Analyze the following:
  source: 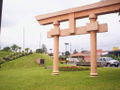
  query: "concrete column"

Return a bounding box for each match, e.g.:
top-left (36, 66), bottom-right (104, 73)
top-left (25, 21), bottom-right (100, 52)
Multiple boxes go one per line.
top-left (89, 14), bottom-right (98, 76)
top-left (52, 21), bottom-right (60, 75)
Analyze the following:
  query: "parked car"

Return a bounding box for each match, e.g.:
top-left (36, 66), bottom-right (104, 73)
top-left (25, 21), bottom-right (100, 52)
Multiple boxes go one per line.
top-left (97, 57), bottom-right (120, 67)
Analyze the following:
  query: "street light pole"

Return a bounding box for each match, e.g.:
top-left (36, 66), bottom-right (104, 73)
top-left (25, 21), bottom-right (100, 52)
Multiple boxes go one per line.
top-left (65, 43), bottom-right (69, 52)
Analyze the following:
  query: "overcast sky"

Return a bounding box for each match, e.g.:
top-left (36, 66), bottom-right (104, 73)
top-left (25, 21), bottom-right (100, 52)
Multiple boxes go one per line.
top-left (1, 0), bottom-right (120, 53)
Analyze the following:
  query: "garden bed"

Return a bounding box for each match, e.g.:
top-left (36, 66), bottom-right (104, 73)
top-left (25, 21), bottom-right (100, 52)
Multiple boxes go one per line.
top-left (59, 66), bottom-right (89, 71)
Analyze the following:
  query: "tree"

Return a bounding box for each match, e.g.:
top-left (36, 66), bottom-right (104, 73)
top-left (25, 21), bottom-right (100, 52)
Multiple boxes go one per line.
top-left (65, 51), bottom-right (70, 56)
top-left (25, 48), bottom-right (30, 53)
top-left (41, 44), bottom-right (47, 53)
top-left (36, 49), bottom-right (43, 53)
top-left (11, 44), bottom-right (19, 52)
top-left (36, 44), bottom-right (47, 54)
top-left (73, 49), bottom-right (78, 54)
top-left (2, 47), bottom-right (11, 51)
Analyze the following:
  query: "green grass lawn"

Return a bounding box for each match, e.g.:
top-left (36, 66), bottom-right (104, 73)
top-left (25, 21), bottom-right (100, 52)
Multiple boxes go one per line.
top-left (0, 53), bottom-right (120, 90)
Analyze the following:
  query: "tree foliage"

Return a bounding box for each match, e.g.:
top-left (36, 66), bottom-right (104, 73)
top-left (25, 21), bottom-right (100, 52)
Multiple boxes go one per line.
top-left (11, 44), bottom-right (19, 52)
top-left (2, 47), bottom-right (11, 51)
top-left (73, 49), bottom-right (78, 54)
top-left (65, 51), bottom-right (70, 56)
top-left (36, 49), bottom-right (44, 53)
top-left (36, 44), bottom-right (47, 53)
top-left (42, 44), bottom-right (47, 53)
top-left (25, 48), bottom-right (30, 53)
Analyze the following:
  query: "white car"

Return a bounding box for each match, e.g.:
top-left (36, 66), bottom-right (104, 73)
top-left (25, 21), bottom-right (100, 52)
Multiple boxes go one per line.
top-left (97, 57), bottom-right (120, 67)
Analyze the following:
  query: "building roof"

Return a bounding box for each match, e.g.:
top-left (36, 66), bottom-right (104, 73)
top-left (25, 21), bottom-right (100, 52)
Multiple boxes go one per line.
top-left (70, 49), bottom-right (108, 57)
top-left (70, 52), bottom-right (89, 57)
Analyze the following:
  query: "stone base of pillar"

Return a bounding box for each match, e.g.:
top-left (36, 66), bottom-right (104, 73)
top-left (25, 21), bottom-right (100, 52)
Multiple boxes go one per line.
top-left (90, 73), bottom-right (98, 77)
top-left (52, 71), bottom-right (59, 75)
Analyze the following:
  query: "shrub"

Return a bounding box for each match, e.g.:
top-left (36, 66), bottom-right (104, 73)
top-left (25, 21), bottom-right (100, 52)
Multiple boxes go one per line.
top-left (22, 52), bottom-right (25, 56)
top-left (59, 66), bottom-right (89, 71)
top-left (2, 50), bottom-right (33, 64)
top-left (60, 60), bottom-right (69, 64)
top-left (9, 57), bottom-right (14, 61)
top-left (0, 58), bottom-right (5, 64)
top-left (19, 54), bottom-right (23, 57)
top-left (24, 52), bottom-right (28, 56)
top-left (3, 56), bottom-right (10, 61)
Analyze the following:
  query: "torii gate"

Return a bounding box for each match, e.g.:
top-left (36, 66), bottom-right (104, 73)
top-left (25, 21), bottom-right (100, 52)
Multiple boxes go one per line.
top-left (36, 0), bottom-right (120, 76)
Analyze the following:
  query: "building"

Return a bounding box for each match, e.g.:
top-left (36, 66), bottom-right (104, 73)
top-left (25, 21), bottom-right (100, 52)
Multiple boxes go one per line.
top-left (70, 49), bottom-right (108, 62)
top-left (108, 50), bottom-right (120, 57)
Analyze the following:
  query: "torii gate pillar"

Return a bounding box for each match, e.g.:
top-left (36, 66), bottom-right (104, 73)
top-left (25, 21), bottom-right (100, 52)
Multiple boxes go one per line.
top-left (52, 21), bottom-right (60, 75)
top-left (89, 14), bottom-right (98, 76)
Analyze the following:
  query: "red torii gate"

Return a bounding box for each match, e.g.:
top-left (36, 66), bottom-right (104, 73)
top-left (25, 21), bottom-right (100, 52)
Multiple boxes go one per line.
top-left (36, 0), bottom-right (120, 76)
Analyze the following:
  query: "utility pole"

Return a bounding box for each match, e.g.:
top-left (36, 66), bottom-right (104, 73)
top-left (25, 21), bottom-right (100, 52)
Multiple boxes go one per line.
top-left (0, 0), bottom-right (3, 31)
top-left (0, 0), bottom-right (3, 50)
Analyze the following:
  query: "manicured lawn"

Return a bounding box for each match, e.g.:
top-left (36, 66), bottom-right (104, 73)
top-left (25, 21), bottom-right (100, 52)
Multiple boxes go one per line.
top-left (0, 53), bottom-right (120, 90)
top-left (0, 67), bottom-right (120, 90)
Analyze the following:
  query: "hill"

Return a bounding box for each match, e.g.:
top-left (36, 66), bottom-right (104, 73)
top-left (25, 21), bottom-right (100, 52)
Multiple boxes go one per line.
top-left (0, 51), bottom-right (12, 58)
top-left (1, 53), bottom-right (53, 70)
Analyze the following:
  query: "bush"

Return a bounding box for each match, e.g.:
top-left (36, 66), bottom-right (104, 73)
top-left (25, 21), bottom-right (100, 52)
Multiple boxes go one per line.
top-left (19, 54), bottom-right (23, 57)
top-left (59, 66), bottom-right (89, 71)
top-left (60, 60), bottom-right (69, 64)
top-left (3, 56), bottom-right (10, 61)
top-left (9, 57), bottom-right (14, 61)
top-left (2, 51), bottom-right (33, 64)
top-left (22, 52), bottom-right (25, 56)
top-left (0, 58), bottom-right (5, 64)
